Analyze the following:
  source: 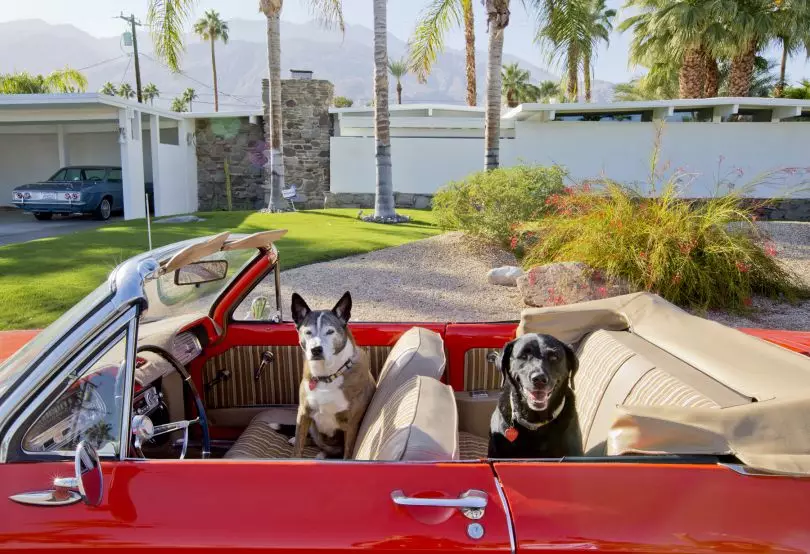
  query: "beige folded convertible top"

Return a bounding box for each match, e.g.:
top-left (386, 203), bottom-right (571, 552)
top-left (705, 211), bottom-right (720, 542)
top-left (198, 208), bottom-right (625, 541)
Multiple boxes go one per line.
top-left (159, 229), bottom-right (287, 274)
top-left (609, 397), bottom-right (810, 475)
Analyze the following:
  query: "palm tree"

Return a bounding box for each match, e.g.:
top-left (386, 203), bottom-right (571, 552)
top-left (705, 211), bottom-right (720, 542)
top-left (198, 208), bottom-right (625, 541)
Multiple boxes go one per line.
top-left (118, 83), bottom-right (136, 99)
top-left (148, 0), bottom-right (345, 211)
top-left (388, 58), bottom-right (408, 105)
top-left (100, 82), bottom-right (118, 96)
top-left (143, 83), bottom-right (160, 105)
top-left (581, 0), bottom-right (616, 102)
top-left (724, 0), bottom-right (777, 97)
top-left (182, 87), bottom-right (198, 111)
top-left (501, 63), bottom-right (541, 107)
top-left (372, 0), bottom-right (396, 219)
top-left (408, 0), bottom-right (477, 106)
top-left (771, 0), bottom-right (810, 97)
top-left (170, 96), bottom-right (189, 112)
top-left (620, 0), bottom-right (727, 99)
top-left (782, 78), bottom-right (810, 99)
top-left (537, 80), bottom-right (561, 102)
top-left (483, 0), bottom-right (511, 170)
top-left (194, 10), bottom-right (229, 112)
top-left (0, 68), bottom-right (87, 94)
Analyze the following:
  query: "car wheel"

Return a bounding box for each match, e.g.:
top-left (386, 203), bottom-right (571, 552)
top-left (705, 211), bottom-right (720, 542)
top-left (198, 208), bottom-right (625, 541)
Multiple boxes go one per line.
top-left (33, 212), bottom-right (53, 221)
top-left (94, 197), bottom-right (112, 221)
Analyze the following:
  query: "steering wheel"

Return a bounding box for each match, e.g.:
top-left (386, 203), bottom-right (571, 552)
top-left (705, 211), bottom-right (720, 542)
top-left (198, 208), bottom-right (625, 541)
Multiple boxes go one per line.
top-left (133, 345), bottom-right (211, 459)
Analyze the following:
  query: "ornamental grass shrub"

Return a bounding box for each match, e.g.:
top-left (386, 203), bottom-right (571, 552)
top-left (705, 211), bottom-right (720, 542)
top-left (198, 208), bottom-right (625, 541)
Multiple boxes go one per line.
top-left (519, 176), bottom-right (808, 310)
top-left (432, 165), bottom-right (566, 244)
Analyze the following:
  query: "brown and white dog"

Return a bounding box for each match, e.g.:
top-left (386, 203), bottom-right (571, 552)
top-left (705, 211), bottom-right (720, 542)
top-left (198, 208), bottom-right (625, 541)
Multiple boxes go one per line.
top-left (290, 291), bottom-right (375, 459)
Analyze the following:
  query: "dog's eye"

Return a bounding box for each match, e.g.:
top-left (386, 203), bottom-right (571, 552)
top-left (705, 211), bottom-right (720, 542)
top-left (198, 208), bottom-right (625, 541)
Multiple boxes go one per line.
top-left (517, 352), bottom-right (528, 360)
top-left (305, 331), bottom-right (313, 336)
top-left (325, 329), bottom-right (335, 336)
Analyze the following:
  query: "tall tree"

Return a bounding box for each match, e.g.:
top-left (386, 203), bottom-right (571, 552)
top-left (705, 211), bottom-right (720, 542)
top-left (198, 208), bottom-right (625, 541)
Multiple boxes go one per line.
top-left (373, 0), bottom-right (397, 219)
top-left (483, 0), bottom-right (511, 170)
top-left (408, 0), bottom-right (477, 106)
top-left (194, 9), bottom-right (229, 111)
top-left (501, 62), bottom-right (541, 107)
top-left (143, 83), bottom-right (161, 105)
top-left (118, 83), bottom-right (136, 99)
top-left (148, 0), bottom-right (345, 212)
top-left (182, 87), bottom-right (198, 111)
top-left (725, 0), bottom-right (777, 97)
top-left (170, 96), bottom-right (189, 112)
top-left (771, 0), bottom-right (810, 97)
top-left (0, 68), bottom-right (87, 94)
top-left (388, 58), bottom-right (408, 105)
top-left (100, 82), bottom-right (118, 96)
top-left (537, 80), bottom-right (561, 102)
top-left (581, 0), bottom-right (616, 102)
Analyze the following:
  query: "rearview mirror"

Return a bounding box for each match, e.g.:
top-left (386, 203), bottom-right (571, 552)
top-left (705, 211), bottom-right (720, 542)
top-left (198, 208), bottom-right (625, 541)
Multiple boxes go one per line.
top-left (75, 441), bottom-right (103, 506)
top-left (174, 260), bottom-right (228, 285)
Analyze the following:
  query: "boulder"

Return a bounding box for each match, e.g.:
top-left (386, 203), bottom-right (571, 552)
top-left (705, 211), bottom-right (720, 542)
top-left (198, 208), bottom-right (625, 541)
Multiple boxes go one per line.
top-left (487, 266), bottom-right (525, 287)
top-left (516, 262), bottom-right (632, 307)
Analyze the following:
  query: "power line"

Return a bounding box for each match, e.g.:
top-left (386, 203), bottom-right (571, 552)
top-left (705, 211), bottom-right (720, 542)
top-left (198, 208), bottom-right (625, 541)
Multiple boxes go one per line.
top-left (118, 55), bottom-right (133, 87)
top-left (77, 55), bottom-right (127, 72)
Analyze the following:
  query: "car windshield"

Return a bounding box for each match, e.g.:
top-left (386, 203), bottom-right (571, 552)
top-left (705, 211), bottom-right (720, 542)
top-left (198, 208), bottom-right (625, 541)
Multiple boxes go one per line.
top-left (140, 248), bottom-right (259, 325)
top-left (0, 281), bottom-right (112, 402)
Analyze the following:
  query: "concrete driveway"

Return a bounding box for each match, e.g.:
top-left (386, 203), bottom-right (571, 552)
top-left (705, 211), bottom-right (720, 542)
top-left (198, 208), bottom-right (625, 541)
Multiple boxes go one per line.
top-left (0, 209), bottom-right (122, 247)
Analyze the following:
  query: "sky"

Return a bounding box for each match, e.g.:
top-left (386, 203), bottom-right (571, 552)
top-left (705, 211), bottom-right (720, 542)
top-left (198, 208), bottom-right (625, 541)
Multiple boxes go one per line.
top-left (1, 0), bottom-right (808, 85)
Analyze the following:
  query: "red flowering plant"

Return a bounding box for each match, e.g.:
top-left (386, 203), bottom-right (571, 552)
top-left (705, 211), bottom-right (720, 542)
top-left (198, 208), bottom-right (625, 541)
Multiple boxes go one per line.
top-left (518, 161), bottom-right (808, 310)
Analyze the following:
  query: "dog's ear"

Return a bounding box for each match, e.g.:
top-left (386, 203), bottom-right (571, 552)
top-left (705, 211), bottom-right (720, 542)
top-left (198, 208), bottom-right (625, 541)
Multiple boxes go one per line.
top-left (331, 291), bottom-right (352, 325)
top-left (290, 293), bottom-right (311, 328)
top-left (563, 342), bottom-right (579, 389)
top-left (498, 340), bottom-right (517, 389)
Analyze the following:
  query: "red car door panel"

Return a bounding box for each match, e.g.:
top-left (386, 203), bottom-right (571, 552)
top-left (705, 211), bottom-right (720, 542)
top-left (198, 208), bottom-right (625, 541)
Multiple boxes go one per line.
top-left (495, 461), bottom-right (810, 552)
top-left (2, 460), bottom-right (511, 552)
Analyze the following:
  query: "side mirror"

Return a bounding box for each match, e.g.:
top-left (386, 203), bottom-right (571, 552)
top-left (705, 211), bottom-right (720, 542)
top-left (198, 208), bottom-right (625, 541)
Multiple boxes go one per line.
top-left (174, 260), bottom-right (228, 285)
top-left (73, 441), bottom-right (103, 506)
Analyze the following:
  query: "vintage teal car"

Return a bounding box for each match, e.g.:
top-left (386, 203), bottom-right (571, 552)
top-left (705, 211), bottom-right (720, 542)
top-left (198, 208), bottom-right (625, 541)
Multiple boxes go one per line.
top-left (11, 166), bottom-right (153, 221)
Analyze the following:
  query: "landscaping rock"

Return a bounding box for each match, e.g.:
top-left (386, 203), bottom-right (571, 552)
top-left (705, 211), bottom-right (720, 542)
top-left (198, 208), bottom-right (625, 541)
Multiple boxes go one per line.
top-left (487, 266), bottom-right (524, 286)
top-left (516, 261), bottom-right (632, 307)
top-left (155, 215), bottom-right (206, 224)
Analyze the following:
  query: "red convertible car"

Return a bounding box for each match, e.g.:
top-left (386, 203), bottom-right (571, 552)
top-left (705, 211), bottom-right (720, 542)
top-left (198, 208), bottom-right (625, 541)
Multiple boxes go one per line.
top-left (1, 230), bottom-right (810, 552)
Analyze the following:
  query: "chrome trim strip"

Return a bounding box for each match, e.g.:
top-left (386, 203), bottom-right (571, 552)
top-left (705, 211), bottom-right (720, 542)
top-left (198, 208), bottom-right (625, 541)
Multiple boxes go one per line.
top-left (494, 475), bottom-right (516, 554)
top-left (721, 463), bottom-right (810, 478)
top-left (119, 317), bottom-right (139, 461)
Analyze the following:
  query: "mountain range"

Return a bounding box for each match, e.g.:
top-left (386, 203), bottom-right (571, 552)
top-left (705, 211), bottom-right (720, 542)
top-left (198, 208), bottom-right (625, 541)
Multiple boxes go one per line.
top-left (0, 18), bottom-right (615, 111)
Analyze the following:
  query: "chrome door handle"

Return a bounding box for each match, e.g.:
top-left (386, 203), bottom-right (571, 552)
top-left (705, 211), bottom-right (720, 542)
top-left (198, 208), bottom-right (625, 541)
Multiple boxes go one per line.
top-left (391, 489), bottom-right (488, 509)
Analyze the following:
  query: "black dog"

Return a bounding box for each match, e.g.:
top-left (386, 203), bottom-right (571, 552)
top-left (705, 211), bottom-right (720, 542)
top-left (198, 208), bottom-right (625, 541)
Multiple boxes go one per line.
top-left (488, 333), bottom-right (582, 459)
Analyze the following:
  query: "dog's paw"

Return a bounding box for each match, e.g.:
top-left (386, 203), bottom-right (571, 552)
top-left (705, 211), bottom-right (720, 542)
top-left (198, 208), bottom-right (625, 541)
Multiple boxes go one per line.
top-left (315, 451), bottom-right (327, 460)
top-left (288, 436), bottom-right (296, 446)
top-left (268, 422), bottom-right (281, 431)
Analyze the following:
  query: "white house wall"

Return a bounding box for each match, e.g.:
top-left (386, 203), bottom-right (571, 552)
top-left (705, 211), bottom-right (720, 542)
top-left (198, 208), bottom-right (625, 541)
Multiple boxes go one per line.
top-left (0, 134), bottom-right (59, 205)
top-left (66, 131), bottom-right (122, 169)
top-left (331, 121), bottom-right (810, 198)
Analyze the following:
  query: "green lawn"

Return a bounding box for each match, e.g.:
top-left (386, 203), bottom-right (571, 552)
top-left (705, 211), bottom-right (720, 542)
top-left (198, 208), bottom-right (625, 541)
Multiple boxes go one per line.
top-left (0, 209), bottom-right (439, 331)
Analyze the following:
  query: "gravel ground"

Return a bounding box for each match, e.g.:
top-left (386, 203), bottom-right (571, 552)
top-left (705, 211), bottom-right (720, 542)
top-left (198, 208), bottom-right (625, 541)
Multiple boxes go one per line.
top-left (279, 222), bottom-right (810, 330)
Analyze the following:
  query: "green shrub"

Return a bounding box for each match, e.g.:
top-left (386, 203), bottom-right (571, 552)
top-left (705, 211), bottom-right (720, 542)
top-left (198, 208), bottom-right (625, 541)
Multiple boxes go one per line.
top-left (333, 96), bottom-right (354, 108)
top-left (520, 179), bottom-right (807, 310)
top-left (432, 165), bottom-right (566, 244)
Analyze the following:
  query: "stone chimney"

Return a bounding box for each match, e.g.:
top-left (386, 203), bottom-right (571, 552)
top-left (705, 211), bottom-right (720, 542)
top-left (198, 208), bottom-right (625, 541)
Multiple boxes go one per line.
top-left (262, 77), bottom-right (334, 208)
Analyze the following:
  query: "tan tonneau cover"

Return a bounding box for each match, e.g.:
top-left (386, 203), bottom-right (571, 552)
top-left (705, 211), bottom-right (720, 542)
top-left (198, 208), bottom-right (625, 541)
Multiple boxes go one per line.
top-left (159, 229), bottom-right (287, 274)
top-left (519, 292), bottom-right (810, 401)
top-left (609, 398), bottom-right (810, 475)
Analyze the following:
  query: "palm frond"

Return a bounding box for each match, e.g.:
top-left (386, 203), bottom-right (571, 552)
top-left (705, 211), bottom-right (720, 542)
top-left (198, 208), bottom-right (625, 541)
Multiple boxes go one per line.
top-left (148, 0), bottom-right (197, 73)
top-left (45, 67), bottom-right (88, 93)
top-left (407, 0), bottom-right (463, 83)
top-left (306, 0), bottom-right (346, 32)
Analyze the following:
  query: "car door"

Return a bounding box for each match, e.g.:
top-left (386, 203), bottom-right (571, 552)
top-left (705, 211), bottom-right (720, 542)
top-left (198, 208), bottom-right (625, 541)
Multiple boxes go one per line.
top-left (495, 460), bottom-right (810, 552)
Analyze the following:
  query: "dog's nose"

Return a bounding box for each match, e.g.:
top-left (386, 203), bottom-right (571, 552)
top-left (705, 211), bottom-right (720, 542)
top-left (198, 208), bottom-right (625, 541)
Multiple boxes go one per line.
top-left (530, 371), bottom-right (549, 387)
top-left (310, 346), bottom-right (324, 357)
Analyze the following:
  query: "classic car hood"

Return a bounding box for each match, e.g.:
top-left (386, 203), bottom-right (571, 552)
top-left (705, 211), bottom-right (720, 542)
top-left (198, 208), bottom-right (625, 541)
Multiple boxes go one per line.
top-left (14, 181), bottom-right (84, 191)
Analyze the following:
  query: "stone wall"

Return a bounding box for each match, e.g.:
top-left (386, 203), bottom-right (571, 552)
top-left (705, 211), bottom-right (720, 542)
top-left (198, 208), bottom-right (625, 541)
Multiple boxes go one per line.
top-left (324, 192), bottom-right (433, 210)
top-left (195, 117), bottom-right (265, 211)
top-left (263, 78), bottom-right (334, 208)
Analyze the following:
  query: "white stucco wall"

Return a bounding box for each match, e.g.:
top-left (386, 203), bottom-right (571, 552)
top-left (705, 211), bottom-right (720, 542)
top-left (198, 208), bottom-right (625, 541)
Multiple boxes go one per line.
top-left (66, 132), bottom-right (121, 168)
top-left (330, 121), bottom-right (810, 198)
top-left (0, 134), bottom-right (59, 205)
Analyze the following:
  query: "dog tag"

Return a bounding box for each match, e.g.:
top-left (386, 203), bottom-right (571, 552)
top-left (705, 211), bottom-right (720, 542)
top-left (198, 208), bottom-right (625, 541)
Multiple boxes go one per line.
top-left (504, 427), bottom-right (519, 442)
top-left (308, 378), bottom-right (317, 391)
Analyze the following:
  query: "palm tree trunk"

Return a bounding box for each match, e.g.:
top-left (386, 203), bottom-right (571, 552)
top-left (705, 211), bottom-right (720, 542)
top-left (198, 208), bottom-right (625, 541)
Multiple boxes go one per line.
top-left (265, 10), bottom-right (285, 211)
top-left (210, 37), bottom-right (219, 112)
top-left (583, 49), bottom-right (592, 103)
top-left (397, 81), bottom-right (402, 104)
top-left (679, 44), bottom-right (706, 99)
top-left (484, 0), bottom-right (509, 170)
top-left (566, 43), bottom-right (578, 102)
top-left (775, 37), bottom-right (788, 98)
top-left (463, 0), bottom-right (477, 106)
top-left (373, 0), bottom-right (395, 218)
top-left (704, 56), bottom-right (719, 98)
top-left (728, 39), bottom-right (757, 97)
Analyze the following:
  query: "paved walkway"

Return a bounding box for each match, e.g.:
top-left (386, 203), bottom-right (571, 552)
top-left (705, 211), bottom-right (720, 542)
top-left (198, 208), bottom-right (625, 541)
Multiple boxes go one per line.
top-left (0, 209), bottom-right (121, 247)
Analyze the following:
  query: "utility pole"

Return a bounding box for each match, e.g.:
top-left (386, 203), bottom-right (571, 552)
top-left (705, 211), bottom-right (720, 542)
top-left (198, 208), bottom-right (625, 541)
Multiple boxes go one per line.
top-left (117, 13), bottom-right (143, 103)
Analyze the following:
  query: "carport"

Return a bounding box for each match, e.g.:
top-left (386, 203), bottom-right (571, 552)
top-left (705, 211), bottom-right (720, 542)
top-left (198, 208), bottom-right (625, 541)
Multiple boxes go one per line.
top-left (0, 94), bottom-right (197, 220)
